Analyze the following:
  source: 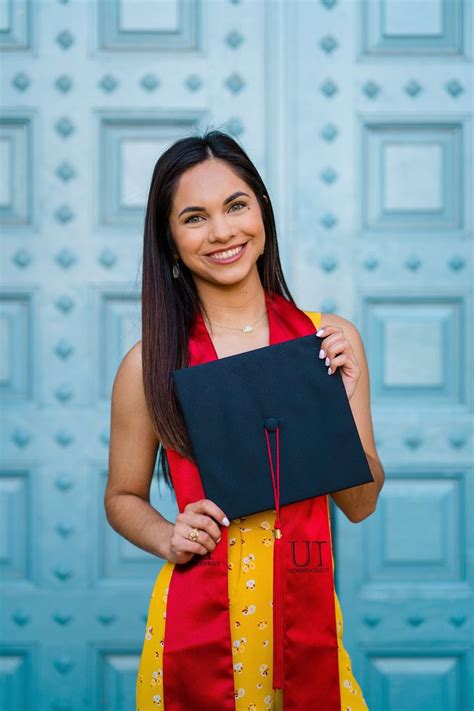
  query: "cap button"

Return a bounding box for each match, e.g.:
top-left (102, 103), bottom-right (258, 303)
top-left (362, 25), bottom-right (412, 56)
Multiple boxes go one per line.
top-left (264, 417), bottom-right (279, 431)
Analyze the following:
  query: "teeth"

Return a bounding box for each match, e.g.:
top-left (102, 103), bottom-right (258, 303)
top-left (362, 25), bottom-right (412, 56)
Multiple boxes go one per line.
top-left (209, 244), bottom-right (244, 260)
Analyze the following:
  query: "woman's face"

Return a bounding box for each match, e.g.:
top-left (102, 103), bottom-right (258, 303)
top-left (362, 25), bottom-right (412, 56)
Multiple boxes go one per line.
top-left (169, 159), bottom-right (266, 288)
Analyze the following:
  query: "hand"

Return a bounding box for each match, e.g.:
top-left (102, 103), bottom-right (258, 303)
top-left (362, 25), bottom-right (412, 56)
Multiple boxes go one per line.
top-left (166, 498), bottom-right (230, 565)
top-left (316, 325), bottom-right (361, 401)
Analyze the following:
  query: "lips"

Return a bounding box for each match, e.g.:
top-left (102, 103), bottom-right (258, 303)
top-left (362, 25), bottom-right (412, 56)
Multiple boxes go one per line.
top-left (206, 242), bottom-right (247, 256)
top-left (204, 241), bottom-right (249, 265)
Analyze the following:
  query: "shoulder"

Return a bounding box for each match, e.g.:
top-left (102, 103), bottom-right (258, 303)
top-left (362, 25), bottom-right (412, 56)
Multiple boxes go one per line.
top-left (116, 339), bottom-right (142, 377)
top-left (111, 339), bottom-right (144, 407)
top-left (319, 312), bottom-right (358, 336)
top-left (110, 338), bottom-right (160, 440)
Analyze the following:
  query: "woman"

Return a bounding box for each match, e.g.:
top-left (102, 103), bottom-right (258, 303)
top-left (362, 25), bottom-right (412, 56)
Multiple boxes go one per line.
top-left (105, 130), bottom-right (384, 710)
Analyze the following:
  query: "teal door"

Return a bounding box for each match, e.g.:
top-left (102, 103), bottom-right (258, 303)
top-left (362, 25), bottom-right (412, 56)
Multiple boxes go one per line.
top-left (1, 1), bottom-right (472, 709)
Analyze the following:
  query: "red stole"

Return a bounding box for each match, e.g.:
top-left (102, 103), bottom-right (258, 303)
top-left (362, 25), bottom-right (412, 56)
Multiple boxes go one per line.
top-left (163, 290), bottom-right (341, 710)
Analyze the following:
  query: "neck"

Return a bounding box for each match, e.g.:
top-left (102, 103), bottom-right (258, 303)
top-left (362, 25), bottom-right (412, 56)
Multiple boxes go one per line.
top-left (195, 276), bottom-right (267, 330)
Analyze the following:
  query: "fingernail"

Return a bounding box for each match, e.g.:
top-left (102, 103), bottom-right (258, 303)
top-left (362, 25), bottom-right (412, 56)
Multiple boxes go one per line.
top-left (217, 537), bottom-right (222, 543)
top-left (222, 516), bottom-right (230, 526)
top-left (328, 367), bottom-right (332, 375)
top-left (325, 357), bottom-right (330, 366)
top-left (316, 328), bottom-right (324, 336)
top-left (319, 349), bottom-right (325, 359)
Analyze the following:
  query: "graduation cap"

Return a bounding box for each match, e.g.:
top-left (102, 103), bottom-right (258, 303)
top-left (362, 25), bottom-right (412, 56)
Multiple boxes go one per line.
top-left (172, 333), bottom-right (374, 522)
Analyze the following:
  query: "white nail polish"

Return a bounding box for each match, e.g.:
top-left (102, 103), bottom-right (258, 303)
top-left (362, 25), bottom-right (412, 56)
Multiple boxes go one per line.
top-left (325, 357), bottom-right (330, 366)
top-left (319, 349), bottom-right (325, 359)
top-left (316, 328), bottom-right (324, 336)
top-left (222, 516), bottom-right (230, 526)
top-left (328, 367), bottom-right (332, 375)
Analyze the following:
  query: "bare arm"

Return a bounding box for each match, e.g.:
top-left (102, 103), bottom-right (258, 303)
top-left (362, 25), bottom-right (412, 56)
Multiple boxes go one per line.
top-left (319, 313), bottom-right (385, 523)
top-left (104, 341), bottom-right (174, 560)
top-left (104, 341), bottom-right (229, 564)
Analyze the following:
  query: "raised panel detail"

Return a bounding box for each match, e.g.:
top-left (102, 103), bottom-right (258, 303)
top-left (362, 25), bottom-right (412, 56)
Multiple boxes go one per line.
top-left (120, 0), bottom-right (179, 32)
top-left (0, 650), bottom-right (32, 709)
top-left (361, 0), bottom-right (465, 56)
top-left (366, 475), bottom-right (463, 582)
top-left (94, 648), bottom-right (140, 711)
top-left (361, 119), bottom-right (465, 236)
top-left (384, 143), bottom-right (442, 212)
top-left (0, 470), bottom-right (32, 582)
top-left (362, 295), bottom-right (466, 407)
top-left (0, 116), bottom-right (33, 227)
top-left (0, 292), bottom-right (33, 402)
top-left (0, 0), bottom-right (32, 50)
top-left (366, 653), bottom-right (463, 711)
top-left (98, 0), bottom-right (201, 51)
top-left (98, 112), bottom-right (206, 227)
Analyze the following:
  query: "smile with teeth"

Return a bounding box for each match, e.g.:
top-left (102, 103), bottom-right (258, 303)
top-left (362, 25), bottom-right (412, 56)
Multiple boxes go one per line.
top-left (207, 242), bottom-right (247, 261)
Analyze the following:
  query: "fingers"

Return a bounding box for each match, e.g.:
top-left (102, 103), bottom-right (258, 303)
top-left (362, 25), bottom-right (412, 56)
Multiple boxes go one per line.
top-left (170, 515), bottom-right (211, 558)
top-left (190, 512), bottom-right (223, 542)
top-left (171, 535), bottom-right (209, 559)
top-left (316, 327), bottom-right (353, 375)
top-left (315, 324), bottom-right (361, 400)
top-left (172, 499), bottom-right (230, 557)
top-left (176, 511), bottom-right (221, 548)
top-left (186, 499), bottom-right (230, 528)
top-left (319, 335), bottom-right (350, 358)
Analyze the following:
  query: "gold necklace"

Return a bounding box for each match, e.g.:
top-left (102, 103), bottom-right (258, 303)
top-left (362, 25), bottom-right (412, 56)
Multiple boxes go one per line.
top-left (204, 308), bottom-right (267, 334)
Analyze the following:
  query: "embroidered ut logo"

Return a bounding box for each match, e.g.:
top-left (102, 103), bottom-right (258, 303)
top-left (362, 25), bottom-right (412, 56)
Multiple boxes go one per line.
top-left (290, 540), bottom-right (328, 567)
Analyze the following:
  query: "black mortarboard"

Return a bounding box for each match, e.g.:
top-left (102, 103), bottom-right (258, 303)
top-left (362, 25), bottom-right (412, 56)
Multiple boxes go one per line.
top-left (172, 333), bottom-right (374, 521)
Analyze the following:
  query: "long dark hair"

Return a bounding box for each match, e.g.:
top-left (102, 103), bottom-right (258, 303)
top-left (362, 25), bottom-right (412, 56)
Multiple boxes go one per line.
top-left (141, 129), bottom-right (295, 488)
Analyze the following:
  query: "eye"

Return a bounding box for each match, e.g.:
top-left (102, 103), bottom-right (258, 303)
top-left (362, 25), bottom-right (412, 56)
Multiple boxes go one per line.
top-left (229, 201), bottom-right (247, 212)
top-left (184, 201), bottom-right (247, 224)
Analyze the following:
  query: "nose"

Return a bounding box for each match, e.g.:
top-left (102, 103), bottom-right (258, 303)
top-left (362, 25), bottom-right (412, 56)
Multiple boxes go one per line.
top-left (207, 214), bottom-right (235, 243)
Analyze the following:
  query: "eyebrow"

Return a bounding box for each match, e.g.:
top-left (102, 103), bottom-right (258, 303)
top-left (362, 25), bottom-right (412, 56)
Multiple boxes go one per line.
top-left (177, 191), bottom-right (250, 219)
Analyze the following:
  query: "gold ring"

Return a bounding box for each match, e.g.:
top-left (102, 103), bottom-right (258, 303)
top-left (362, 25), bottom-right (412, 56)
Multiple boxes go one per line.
top-left (187, 527), bottom-right (200, 542)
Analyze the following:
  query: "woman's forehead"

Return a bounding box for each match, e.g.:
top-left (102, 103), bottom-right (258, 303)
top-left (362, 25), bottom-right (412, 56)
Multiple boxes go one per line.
top-left (174, 160), bottom-right (248, 200)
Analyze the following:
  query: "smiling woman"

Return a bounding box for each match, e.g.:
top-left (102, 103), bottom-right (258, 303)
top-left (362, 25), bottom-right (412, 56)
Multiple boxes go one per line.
top-left (104, 129), bottom-right (378, 710)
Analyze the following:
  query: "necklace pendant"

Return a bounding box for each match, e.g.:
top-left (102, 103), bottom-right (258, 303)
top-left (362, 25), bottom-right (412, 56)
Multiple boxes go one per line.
top-left (242, 325), bottom-right (253, 333)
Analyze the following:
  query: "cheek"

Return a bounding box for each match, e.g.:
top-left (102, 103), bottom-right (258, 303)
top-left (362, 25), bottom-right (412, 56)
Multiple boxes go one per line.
top-left (242, 209), bottom-right (264, 234)
top-left (174, 229), bottom-right (202, 255)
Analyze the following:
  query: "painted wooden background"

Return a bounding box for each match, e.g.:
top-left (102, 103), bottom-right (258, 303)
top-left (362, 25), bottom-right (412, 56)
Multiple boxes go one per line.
top-left (1, 0), bottom-right (472, 709)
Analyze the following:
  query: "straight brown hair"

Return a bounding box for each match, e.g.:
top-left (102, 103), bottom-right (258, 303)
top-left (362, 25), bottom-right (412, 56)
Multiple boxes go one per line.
top-left (141, 129), bottom-right (296, 488)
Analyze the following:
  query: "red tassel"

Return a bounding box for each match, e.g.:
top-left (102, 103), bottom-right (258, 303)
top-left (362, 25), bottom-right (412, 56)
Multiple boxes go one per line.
top-left (273, 530), bottom-right (284, 688)
top-left (264, 425), bottom-right (284, 689)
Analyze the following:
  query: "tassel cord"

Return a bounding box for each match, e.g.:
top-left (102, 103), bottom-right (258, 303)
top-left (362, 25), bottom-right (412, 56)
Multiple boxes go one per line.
top-left (264, 426), bottom-right (284, 689)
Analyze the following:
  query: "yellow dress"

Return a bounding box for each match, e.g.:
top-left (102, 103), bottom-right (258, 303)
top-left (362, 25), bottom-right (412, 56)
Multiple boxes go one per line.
top-left (136, 312), bottom-right (369, 710)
